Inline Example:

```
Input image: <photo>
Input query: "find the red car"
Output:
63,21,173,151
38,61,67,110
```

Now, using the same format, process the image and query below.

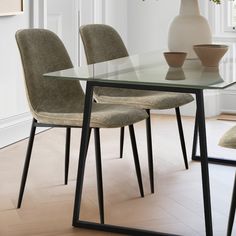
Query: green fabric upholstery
219,126,236,149
94,88,194,110
16,29,148,128
79,24,194,109
36,103,148,128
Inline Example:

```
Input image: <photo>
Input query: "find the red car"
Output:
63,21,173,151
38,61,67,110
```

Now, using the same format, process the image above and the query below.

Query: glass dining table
44,49,236,236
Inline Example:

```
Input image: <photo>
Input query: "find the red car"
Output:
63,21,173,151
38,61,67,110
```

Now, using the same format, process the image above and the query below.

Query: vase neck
179,0,200,16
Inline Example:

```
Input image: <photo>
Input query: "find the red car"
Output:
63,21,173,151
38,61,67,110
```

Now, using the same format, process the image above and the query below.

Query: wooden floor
0,115,236,236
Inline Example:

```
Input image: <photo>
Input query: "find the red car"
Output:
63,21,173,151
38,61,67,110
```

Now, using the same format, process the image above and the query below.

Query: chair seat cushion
33,103,148,128
94,88,194,110
219,126,236,149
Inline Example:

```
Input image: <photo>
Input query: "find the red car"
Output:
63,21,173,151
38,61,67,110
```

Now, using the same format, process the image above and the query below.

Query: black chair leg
65,127,91,185
85,128,92,157
227,173,236,236
129,125,144,198
64,128,71,185
17,118,37,208
94,128,105,224
120,127,125,158
145,109,154,194
175,107,189,169
191,109,198,160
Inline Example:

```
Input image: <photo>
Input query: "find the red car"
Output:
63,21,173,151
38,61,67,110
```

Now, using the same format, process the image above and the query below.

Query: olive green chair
15,29,149,223
79,24,194,193
219,127,236,236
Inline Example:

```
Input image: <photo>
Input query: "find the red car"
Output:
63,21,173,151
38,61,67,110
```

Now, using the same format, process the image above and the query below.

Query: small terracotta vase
164,52,187,68
193,44,228,67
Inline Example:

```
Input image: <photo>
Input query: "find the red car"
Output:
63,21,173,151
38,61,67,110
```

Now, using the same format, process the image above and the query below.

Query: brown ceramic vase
193,44,228,67
164,52,187,68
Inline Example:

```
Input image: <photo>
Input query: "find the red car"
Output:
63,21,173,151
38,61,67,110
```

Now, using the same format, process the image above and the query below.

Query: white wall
127,0,179,54
0,1,32,147
105,0,127,45
47,0,79,66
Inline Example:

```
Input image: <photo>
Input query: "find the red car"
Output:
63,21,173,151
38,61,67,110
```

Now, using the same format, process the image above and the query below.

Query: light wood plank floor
0,115,236,236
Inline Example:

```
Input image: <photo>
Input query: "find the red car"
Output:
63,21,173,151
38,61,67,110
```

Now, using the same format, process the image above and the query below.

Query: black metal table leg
72,82,94,225
74,220,180,236
94,128,105,224
146,109,154,194
227,172,236,236
192,103,236,166
196,90,213,236
72,81,212,235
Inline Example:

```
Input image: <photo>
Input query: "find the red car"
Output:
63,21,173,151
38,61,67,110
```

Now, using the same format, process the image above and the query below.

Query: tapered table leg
73,82,94,225
196,90,213,236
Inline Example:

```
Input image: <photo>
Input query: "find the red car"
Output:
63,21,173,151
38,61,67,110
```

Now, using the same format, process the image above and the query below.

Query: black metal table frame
72,80,213,236
191,112,236,166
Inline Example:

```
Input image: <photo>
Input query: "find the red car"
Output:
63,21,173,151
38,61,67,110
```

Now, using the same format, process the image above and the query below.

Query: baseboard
217,113,236,121
0,112,47,148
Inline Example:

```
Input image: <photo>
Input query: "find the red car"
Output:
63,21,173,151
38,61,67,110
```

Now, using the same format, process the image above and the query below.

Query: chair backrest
80,24,135,98
79,24,129,65
15,29,84,115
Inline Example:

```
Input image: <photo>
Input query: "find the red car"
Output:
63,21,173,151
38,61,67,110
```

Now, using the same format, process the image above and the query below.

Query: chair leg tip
150,183,154,194
64,178,68,185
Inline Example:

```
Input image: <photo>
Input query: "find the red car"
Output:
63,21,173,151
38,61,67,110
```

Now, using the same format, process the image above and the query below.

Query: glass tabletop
44,47,236,90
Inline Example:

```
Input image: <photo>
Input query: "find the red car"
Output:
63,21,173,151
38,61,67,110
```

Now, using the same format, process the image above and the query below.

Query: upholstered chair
15,29,149,223
79,24,194,193
219,127,236,236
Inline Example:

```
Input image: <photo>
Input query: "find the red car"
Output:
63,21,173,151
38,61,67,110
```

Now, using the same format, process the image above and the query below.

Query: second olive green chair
79,24,194,193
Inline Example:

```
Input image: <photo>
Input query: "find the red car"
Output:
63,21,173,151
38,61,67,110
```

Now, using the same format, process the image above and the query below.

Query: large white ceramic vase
168,0,212,59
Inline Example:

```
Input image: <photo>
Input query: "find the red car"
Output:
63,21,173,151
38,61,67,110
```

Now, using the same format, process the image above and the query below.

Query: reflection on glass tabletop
44,49,236,90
